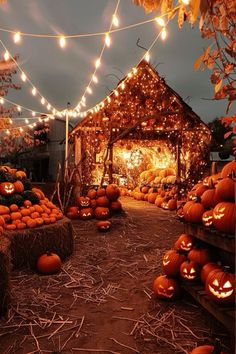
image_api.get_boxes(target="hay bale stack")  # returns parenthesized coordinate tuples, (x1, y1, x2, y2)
(5, 218, 74, 269)
(0, 236, 11, 315)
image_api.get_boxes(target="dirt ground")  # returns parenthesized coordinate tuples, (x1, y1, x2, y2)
(0, 197, 232, 354)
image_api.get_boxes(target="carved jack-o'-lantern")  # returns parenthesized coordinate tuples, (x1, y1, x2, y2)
(153, 275, 180, 300)
(213, 202, 235, 234)
(79, 207, 94, 220)
(0, 182, 15, 196)
(205, 269, 235, 304)
(162, 250, 187, 277)
(180, 260, 201, 281)
(95, 207, 110, 220)
(77, 196, 91, 208)
(202, 210, 213, 227)
(174, 234, 194, 252)
(200, 262, 222, 284)
(97, 220, 111, 232)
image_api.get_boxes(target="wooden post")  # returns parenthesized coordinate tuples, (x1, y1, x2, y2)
(108, 144, 113, 184)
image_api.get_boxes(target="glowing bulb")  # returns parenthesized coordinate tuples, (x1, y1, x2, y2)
(0, 97, 4, 104)
(95, 58, 101, 68)
(32, 111, 36, 116)
(87, 87, 92, 94)
(128, 72, 132, 78)
(17, 105, 21, 112)
(161, 27, 167, 41)
(82, 102, 86, 107)
(133, 68, 138, 74)
(105, 33, 111, 47)
(9, 119, 13, 124)
(25, 119, 29, 124)
(92, 75, 98, 83)
(121, 82, 125, 90)
(181, 0, 190, 4)
(112, 14, 119, 27)
(4, 51, 10, 61)
(114, 90, 119, 97)
(107, 96, 111, 103)
(19, 127, 23, 132)
(6, 130, 10, 135)
(32, 87, 37, 96)
(50, 115, 55, 120)
(41, 97, 45, 105)
(38, 117, 42, 122)
(145, 51, 150, 62)
(47, 103, 51, 110)
(21, 72, 27, 82)
(101, 102, 105, 108)
(59, 36, 66, 48)
(155, 17, 165, 26)
(33, 123, 37, 127)
(14, 32, 21, 43)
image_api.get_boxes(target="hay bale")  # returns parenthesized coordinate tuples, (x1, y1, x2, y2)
(5, 218, 74, 269)
(0, 236, 11, 315)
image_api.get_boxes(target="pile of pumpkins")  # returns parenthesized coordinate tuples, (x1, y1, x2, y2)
(179, 160, 236, 235)
(131, 185, 178, 211)
(140, 167, 176, 186)
(66, 184, 122, 230)
(153, 233, 235, 305)
(0, 166, 63, 231)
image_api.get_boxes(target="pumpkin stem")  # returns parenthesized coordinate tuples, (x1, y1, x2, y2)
(212, 338, 221, 354)
(46, 251, 52, 256)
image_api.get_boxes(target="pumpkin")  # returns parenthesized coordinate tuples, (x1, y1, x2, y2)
(79, 207, 93, 220)
(10, 212, 22, 221)
(106, 184, 120, 201)
(0, 215, 5, 227)
(31, 188, 45, 200)
(155, 197, 164, 207)
(90, 199, 97, 209)
(215, 177, 235, 202)
(174, 234, 194, 252)
(188, 248, 213, 267)
(96, 196, 110, 207)
(162, 250, 187, 277)
(190, 344, 225, 354)
(141, 186, 149, 194)
(110, 200, 122, 212)
(22, 190, 40, 205)
(194, 185, 208, 197)
(200, 262, 222, 284)
(153, 275, 180, 300)
(167, 198, 177, 210)
(201, 188, 220, 209)
(15, 170, 27, 179)
(95, 207, 110, 220)
(77, 196, 91, 208)
(202, 210, 213, 227)
(9, 204, 19, 212)
(221, 160, 236, 178)
(87, 188, 97, 199)
(96, 188, 106, 197)
(205, 269, 235, 304)
(183, 199, 205, 224)
(97, 220, 111, 232)
(148, 193, 158, 204)
(0, 182, 15, 196)
(37, 252, 62, 274)
(212, 202, 235, 234)
(13, 180, 24, 193)
(180, 260, 201, 281)
(66, 206, 79, 219)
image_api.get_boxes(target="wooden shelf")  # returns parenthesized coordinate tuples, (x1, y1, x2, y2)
(182, 283, 235, 337)
(184, 223, 235, 254)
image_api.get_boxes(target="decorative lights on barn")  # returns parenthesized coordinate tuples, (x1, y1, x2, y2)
(112, 14, 119, 27)
(105, 33, 111, 47)
(59, 36, 66, 48)
(4, 50, 10, 61)
(161, 28, 167, 41)
(144, 51, 150, 62)
(13, 31, 21, 43)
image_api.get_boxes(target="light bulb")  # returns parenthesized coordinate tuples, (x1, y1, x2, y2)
(133, 68, 138, 74)
(41, 97, 45, 105)
(32, 87, 37, 96)
(128, 72, 132, 78)
(181, 0, 190, 4)
(121, 82, 125, 90)
(32, 111, 36, 116)
(114, 90, 119, 97)
(95, 58, 101, 68)
(87, 87, 92, 94)
(25, 119, 29, 124)
(20, 127, 23, 132)
(6, 130, 10, 135)
(38, 117, 42, 122)
(105, 33, 111, 47)
(33, 123, 37, 127)
(112, 14, 119, 27)
(155, 17, 165, 27)
(59, 36, 66, 48)
(0, 97, 4, 104)
(9, 119, 13, 124)
(4, 51, 10, 61)
(92, 75, 98, 83)
(17, 105, 21, 112)
(21, 72, 27, 82)
(14, 32, 21, 43)
(145, 51, 150, 62)
(161, 27, 167, 41)
(107, 96, 111, 103)
(47, 103, 51, 110)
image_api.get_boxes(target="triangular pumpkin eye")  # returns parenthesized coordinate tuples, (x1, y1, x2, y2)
(190, 268, 195, 274)
(212, 279, 219, 286)
(159, 285, 164, 289)
(183, 268, 188, 273)
(187, 243, 192, 247)
(181, 241, 186, 245)
(223, 281, 232, 289)
(168, 286, 174, 290)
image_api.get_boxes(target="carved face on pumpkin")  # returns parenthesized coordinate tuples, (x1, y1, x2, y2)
(79, 208, 93, 220)
(202, 210, 213, 227)
(97, 220, 111, 232)
(206, 270, 235, 302)
(153, 275, 180, 300)
(180, 261, 200, 281)
(77, 196, 91, 208)
(0, 182, 15, 196)
(162, 250, 187, 278)
(175, 234, 194, 252)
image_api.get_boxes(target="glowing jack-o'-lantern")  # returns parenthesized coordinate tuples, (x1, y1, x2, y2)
(162, 250, 187, 277)
(95, 207, 110, 220)
(153, 275, 180, 300)
(97, 220, 111, 232)
(77, 196, 91, 208)
(200, 262, 222, 284)
(79, 207, 93, 220)
(213, 202, 235, 234)
(202, 210, 213, 227)
(174, 234, 194, 252)
(0, 182, 15, 196)
(205, 269, 235, 304)
(180, 260, 201, 281)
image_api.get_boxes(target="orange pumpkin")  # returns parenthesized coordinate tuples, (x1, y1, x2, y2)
(87, 189, 97, 199)
(205, 268, 235, 304)
(188, 248, 213, 267)
(221, 160, 236, 178)
(79, 207, 94, 220)
(9, 204, 19, 212)
(10, 212, 22, 221)
(0, 215, 5, 227)
(212, 202, 235, 234)
(26, 219, 37, 228)
(162, 249, 187, 277)
(97, 188, 106, 197)
(148, 193, 158, 203)
(95, 207, 110, 220)
(15, 170, 27, 179)
(17, 222, 26, 230)
(153, 275, 180, 300)
(0, 182, 15, 196)
(37, 252, 62, 274)
(141, 186, 149, 194)
(201, 188, 220, 209)
(6, 224, 16, 230)
(155, 196, 164, 207)
(202, 210, 213, 227)
(31, 188, 45, 200)
(190, 344, 225, 354)
(167, 199, 177, 210)
(13, 180, 24, 193)
(184, 200, 205, 224)
(97, 220, 111, 232)
(96, 196, 109, 207)
(200, 262, 222, 284)
(215, 177, 235, 202)
(106, 184, 120, 201)
(110, 200, 122, 212)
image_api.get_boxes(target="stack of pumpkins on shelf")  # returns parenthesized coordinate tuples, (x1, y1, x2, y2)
(66, 184, 122, 231)
(131, 185, 178, 211)
(0, 166, 63, 231)
(153, 233, 235, 306)
(179, 160, 236, 235)
(140, 167, 176, 186)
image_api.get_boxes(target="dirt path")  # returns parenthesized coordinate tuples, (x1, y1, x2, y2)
(0, 197, 231, 354)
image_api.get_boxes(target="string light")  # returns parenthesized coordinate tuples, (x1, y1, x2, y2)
(59, 36, 66, 48)
(87, 87, 92, 94)
(17, 105, 21, 112)
(181, 0, 190, 4)
(41, 97, 45, 105)
(31, 111, 36, 116)
(4, 50, 10, 61)
(95, 58, 101, 69)
(92, 75, 98, 83)
(105, 33, 111, 47)
(155, 17, 165, 27)
(112, 14, 119, 27)
(32, 87, 37, 96)
(21, 72, 27, 82)
(13, 31, 21, 43)
(145, 51, 150, 62)
(0, 97, 4, 104)
(161, 27, 167, 40)
(25, 119, 29, 124)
